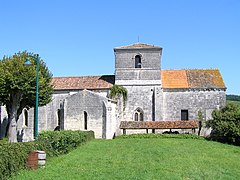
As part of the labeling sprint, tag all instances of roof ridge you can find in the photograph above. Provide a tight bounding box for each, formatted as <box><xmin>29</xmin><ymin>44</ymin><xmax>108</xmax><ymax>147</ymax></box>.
<box><xmin>114</xmin><ymin>43</ymin><xmax>162</xmax><ymax>49</ymax></box>
<box><xmin>162</xmin><ymin>68</ymin><xmax>220</xmax><ymax>71</ymax></box>
<box><xmin>53</xmin><ymin>75</ymin><xmax>114</xmax><ymax>79</ymax></box>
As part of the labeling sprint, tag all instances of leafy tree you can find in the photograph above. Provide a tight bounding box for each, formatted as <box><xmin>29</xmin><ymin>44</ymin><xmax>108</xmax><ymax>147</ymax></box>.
<box><xmin>110</xmin><ymin>85</ymin><xmax>127</xmax><ymax>109</ymax></box>
<box><xmin>206</xmin><ymin>103</ymin><xmax>240</xmax><ymax>145</ymax></box>
<box><xmin>226</xmin><ymin>94</ymin><xmax>240</xmax><ymax>102</ymax></box>
<box><xmin>0</xmin><ymin>51</ymin><xmax>53</xmax><ymax>142</ymax></box>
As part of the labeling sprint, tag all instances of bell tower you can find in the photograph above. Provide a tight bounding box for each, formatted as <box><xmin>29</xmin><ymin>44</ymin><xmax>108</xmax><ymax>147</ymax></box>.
<box><xmin>114</xmin><ymin>43</ymin><xmax>163</xmax><ymax>121</ymax></box>
<box><xmin>114</xmin><ymin>43</ymin><xmax>162</xmax><ymax>85</ymax></box>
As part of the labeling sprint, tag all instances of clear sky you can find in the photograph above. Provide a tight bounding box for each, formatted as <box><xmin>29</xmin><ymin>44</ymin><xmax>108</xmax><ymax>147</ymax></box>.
<box><xmin>0</xmin><ymin>0</ymin><xmax>239</xmax><ymax>95</ymax></box>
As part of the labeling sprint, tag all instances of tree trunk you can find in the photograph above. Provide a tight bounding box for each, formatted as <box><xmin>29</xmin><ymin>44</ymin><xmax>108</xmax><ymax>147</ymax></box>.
<box><xmin>7</xmin><ymin>92</ymin><xmax>22</xmax><ymax>143</ymax></box>
<box><xmin>8</xmin><ymin>117</ymin><xmax>17</xmax><ymax>142</ymax></box>
<box><xmin>7</xmin><ymin>107</ymin><xmax>18</xmax><ymax>143</ymax></box>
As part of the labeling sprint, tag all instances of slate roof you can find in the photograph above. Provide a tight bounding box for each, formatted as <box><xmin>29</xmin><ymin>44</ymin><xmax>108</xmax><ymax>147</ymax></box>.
<box><xmin>161</xmin><ymin>69</ymin><xmax>226</xmax><ymax>89</ymax></box>
<box><xmin>52</xmin><ymin>75</ymin><xmax>115</xmax><ymax>90</ymax></box>
<box><xmin>114</xmin><ymin>43</ymin><xmax>162</xmax><ymax>50</ymax></box>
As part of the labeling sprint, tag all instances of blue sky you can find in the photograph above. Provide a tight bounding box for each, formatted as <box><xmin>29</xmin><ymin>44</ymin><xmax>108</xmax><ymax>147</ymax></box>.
<box><xmin>0</xmin><ymin>0</ymin><xmax>239</xmax><ymax>95</ymax></box>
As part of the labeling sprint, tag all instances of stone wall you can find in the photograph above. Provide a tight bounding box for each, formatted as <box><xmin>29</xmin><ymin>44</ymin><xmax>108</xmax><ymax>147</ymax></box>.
<box><xmin>115</xmin><ymin>49</ymin><xmax>162</xmax><ymax>69</ymax></box>
<box><xmin>115</xmin><ymin>49</ymin><xmax>162</xmax><ymax>85</ymax></box>
<box><xmin>163</xmin><ymin>89</ymin><xmax>226</xmax><ymax>120</ymax></box>
<box><xmin>0</xmin><ymin>89</ymin><xmax>114</xmax><ymax>141</ymax></box>
<box><xmin>122</xmin><ymin>85</ymin><xmax>157</xmax><ymax>121</ymax></box>
<box><xmin>64</xmin><ymin>90</ymin><xmax>117</xmax><ymax>139</ymax></box>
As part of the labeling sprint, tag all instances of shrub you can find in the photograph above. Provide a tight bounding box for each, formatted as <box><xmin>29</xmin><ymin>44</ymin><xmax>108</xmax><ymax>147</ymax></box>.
<box><xmin>36</xmin><ymin>130</ymin><xmax>95</xmax><ymax>156</ymax></box>
<box><xmin>206</xmin><ymin>103</ymin><xmax>240</xmax><ymax>145</ymax></box>
<box><xmin>0</xmin><ymin>142</ymin><xmax>35</xmax><ymax>180</ymax></box>
<box><xmin>0</xmin><ymin>130</ymin><xmax>94</xmax><ymax>179</ymax></box>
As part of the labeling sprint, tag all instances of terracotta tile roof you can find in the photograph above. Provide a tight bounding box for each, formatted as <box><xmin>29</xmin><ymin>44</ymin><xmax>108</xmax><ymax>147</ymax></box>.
<box><xmin>114</xmin><ymin>43</ymin><xmax>162</xmax><ymax>50</ymax></box>
<box><xmin>120</xmin><ymin>120</ymin><xmax>198</xmax><ymax>129</ymax></box>
<box><xmin>162</xmin><ymin>69</ymin><xmax>226</xmax><ymax>89</ymax></box>
<box><xmin>186</xmin><ymin>69</ymin><xmax>225</xmax><ymax>89</ymax></box>
<box><xmin>52</xmin><ymin>75</ymin><xmax>115</xmax><ymax>90</ymax></box>
<box><xmin>161</xmin><ymin>70</ymin><xmax>189</xmax><ymax>88</ymax></box>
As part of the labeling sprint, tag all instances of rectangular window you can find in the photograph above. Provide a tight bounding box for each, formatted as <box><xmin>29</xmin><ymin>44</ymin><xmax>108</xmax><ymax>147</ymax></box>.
<box><xmin>181</xmin><ymin>110</ymin><xmax>188</xmax><ymax>120</ymax></box>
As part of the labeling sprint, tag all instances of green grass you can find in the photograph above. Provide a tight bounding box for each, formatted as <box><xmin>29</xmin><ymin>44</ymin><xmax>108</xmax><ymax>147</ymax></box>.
<box><xmin>11</xmin><ymin>136</ymin><xmax>240</xmax><ymax>180</ymax></box>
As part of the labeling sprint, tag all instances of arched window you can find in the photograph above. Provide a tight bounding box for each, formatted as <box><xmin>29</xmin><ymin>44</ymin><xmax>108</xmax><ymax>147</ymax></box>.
<box><xmin>135</xmin><ymin>55</ymin><xmax>142</xmax><ymax>68</ymax></box>
<box><xmin>57</xmin><ymin>109</ymin><xmax>61</xmax><ymax>127</ymax></box>
<box><xmin>135</xmin><ymin>112</ymin><xmax>138</xmax><ymax>121</ymax></box>
<box><xmin>24</xmin><ymin>109</ymin><xmax>28</xmax><ymax>127</ymax></box>
<box><xmin>84</xmin><ymin>111</ymin><xmax>88</xmax><ymax>130</ymax></box>
<box><xmin>134</xmin><ymin>108</ymin><xmax>144</xmax><ymax>121</ymax></box>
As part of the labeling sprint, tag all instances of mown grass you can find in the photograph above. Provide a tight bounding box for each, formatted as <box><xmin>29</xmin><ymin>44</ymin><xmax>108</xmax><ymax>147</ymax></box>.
<box><xmin>12</xmin><ymin>135</ymin><xmax>240</xmax><ymax>180</ymax></box>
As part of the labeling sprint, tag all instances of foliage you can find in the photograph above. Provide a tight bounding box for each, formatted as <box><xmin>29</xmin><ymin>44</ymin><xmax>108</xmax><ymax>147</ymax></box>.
<box><xmin>0</xmin><ymin>142</ymin><xmax>35</xmax><ymax>180</ymax></box>
<box><xmin>110</xmin><ymin>84</ymin><xmax>128</xmax><ymax>108</ymax></box>
<box><xmin>0</xmin><ymin>130</ymin><xmax>94</xmax><ymax>179</ymax></box>
<box><xmin>226</xmin><ymin>94</ymin><xmax>240</xmax><ymax>101</ymax></box>
<box><xmin>12</xmin><ymin>137</ymin><xmax>240</xmax><ymax>179</ymax></box>
<box><xmin>197</xmin><ymin>110</ymin><xmax>204</xmax><ymax>122</ymax></box>
<box><xmin>36</xmin><ymin>130</ymin><xmax>95</xmax><ymax>156</ymax></box>
<box><xmin>227</xmin><ymin>100</ymin><xmax>240</xmax><ymax>106</ymax></box>
<box><xmin>206</xmin><ymin>102</ymin><xmax>240</xmax><ymax>145</ymax></box>
<box><xmin>0</xmin><ymin>51</ymin><xmax>53</xmax><ymax>142</ymax></box>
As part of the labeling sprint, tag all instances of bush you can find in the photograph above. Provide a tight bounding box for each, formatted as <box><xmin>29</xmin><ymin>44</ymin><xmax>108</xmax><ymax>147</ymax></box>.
<box><xmin>206</xmin><ymin>103</ymin><xmax>240</xmax><ymax>145</ymax></box>
<box><xmin>0</xmin><ymin>130</ymin><xmax>94</xmax><ymax>179</ymax></box>
<box><xmin>0</xmin><ymin>142</ymin><xmax>35</xmax><ymax>180</ymax></box>
<box><xmin>36</xmin><ymin>130</ymin><xmax>95</xmax><ymax>156</ymax></box>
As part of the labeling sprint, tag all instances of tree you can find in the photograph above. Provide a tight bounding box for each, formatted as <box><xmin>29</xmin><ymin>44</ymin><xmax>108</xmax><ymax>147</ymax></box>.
<box><xmin>206</xmin><ymin>103</ymin><xmax>240</xmax><ymax>145</ymax></box>
<box><xmin>226</xmin><ymin>94</ymin><xmax>240</xmax><ymax>102</ymax></box>
<box><xmin>110</xmin><ymin>85</ymin><xmax>128</xmax><ymax>109</ymax></box>
<box><xmin>0</xmin><ymin>51</ymin><xmax>53</xmax><ymax>142</ymax></box>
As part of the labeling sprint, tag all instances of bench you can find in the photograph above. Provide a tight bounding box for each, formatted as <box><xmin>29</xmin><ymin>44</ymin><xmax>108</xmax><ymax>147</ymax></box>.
<box><xmin>120</xmin><ymin>120</ymin><xmax>199</xmax><ymax>135</ymax></box>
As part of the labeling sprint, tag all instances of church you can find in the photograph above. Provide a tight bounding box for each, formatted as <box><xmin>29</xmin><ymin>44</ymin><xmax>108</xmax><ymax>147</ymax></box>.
<box><xmin>0</xmin><ymin>43</ymin><xmax>226</xmax><ymax>141</ymax></box>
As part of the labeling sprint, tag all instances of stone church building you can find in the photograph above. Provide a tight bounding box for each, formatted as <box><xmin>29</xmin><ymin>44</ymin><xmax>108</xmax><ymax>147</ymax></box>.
<box><xmin>0</xmin><ymin>43</ymin><xmax>226</xmax><ymax>141</ymax></box>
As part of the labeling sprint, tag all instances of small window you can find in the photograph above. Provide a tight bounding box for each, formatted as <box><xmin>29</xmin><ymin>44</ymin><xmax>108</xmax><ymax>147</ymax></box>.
<box><xmin>135</xmin><ymin>55</ymin><xmax>142</xmax><ymax>68</ymax></box>
<box><xmin>24</xmin><ymin>109</ymin><xmax>28</xmax><ymax>126</ymax></box>
<box><xmin>134</xmin><ymin>108</ymin><xmax>144</xmax><ymax>121</ymax></box>
<box><xmin>181</xmin><ymin>110</ymin><xmax>189</xmax><ymax>120</ymax></box>
<box><xmin>84</xmin><ymin>111</ymin><xmax>88</xmax><ymax>130</ymax></box>
<box><xmin>135</xmin><ymin>113</ymin><xmax>138</xmax><ymax>121</ymax></box>
<box><xmin>57</xmin><ymin>109</ymin><xmax>61</xmax><ymax>127</ymax></box>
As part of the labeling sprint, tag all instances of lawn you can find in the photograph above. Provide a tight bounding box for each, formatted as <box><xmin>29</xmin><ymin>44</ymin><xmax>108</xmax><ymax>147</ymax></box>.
<box><xmin>12</xmin><ymin>136</ymin><xmax>240</xmax><ymax>180</ymax></box>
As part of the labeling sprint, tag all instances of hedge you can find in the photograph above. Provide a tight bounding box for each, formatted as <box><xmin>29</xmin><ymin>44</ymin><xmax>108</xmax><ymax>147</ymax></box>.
<box><xmin>0</xmin><ymin>130</ymin><xmax>94</xmax><ymax>180</ymax></box>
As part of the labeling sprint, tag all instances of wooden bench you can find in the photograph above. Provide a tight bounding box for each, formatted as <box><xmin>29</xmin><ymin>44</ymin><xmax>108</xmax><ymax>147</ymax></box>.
<box><xmin>120</xmin><ymin>120</ymin><xmax>199</xmax><ymax>135</ymax></box>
